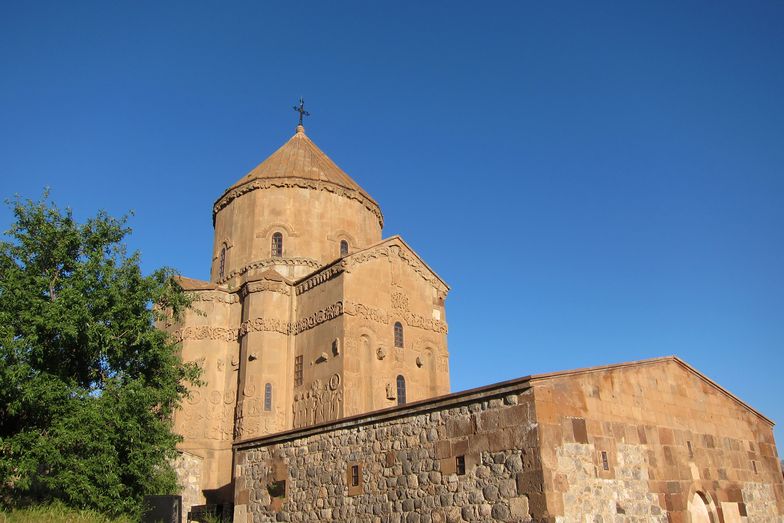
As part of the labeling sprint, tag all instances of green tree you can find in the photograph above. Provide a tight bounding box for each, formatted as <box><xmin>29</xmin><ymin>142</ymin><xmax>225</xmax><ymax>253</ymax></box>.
<box><xmin>0</xmin><ymin>194</ymin><xmax>200</xmax><ymax>517</ymax></box>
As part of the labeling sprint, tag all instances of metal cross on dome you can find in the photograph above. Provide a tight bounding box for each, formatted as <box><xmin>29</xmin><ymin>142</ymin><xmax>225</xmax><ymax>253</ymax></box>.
<box><xmin>293</xmin><ymin>98</ymin><xmax>310</xmax><ymax>126</ymax></box>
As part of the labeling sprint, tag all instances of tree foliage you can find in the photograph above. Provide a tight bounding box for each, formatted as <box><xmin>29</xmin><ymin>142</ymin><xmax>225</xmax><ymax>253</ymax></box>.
<box><xmin>0</xmin><ymin>194</ymin><xmax>200</xmax><ymax>517</ymax></box>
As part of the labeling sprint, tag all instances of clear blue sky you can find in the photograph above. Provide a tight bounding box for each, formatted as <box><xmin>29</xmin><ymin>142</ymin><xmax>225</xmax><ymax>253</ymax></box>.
<box><xmin>2</xmin><ymin>2</ymin><xmax>782</xmax><ymax>447</ymax></box>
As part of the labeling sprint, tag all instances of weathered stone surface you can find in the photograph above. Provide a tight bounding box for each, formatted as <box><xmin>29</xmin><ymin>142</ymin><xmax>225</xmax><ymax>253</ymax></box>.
<box><xmin>234</xmin><ymin>388</ymin><xmax>539</xmax><ymax>521</ymax></box>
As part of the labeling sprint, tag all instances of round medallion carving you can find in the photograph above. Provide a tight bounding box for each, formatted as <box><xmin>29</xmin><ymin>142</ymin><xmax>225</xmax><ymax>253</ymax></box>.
<box><xmin>187</xmin><ymin>390</ymin><xmax>202</xmax><ymax>405</ymax></box>
<box><xmin>329</xmin><ymin>373</ymin><xmax>341</xmax><ymax>391</ymax></box>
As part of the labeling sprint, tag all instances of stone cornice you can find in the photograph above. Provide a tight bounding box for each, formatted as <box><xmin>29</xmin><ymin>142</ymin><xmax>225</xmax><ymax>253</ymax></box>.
<box><xmin>213</xmin><ymin>178</ymin><xmax>384</xmax><ymax>229</ymax></box>
<box><xmin>240</xmin><ymin>280</ymin><xmax>291</xmax><ymax>297</ymax></box>
<box><xmin>295</xmin><ymin>262</ymin><xmax>346</xmax><ymax>295</ymax></box>
<box><xmin>217</xmin><ymin>257</ymin><xmax>320</xmax><ymax>285</ymax></box>
<box><xmin>292</xmin><ymin>238</ymin><xmax>450</xmax><ymax>297</ymax></box>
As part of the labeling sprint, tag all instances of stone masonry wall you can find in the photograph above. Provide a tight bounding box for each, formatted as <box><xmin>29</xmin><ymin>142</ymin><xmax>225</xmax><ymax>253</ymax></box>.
<box><xmin>232</xmin><ymin>357</ymin><xmax>783</xmax><ymax>523</ymax></box>
<box><xmin>172</xmin><ymin>450</ymin><xmax>204</xmax><ymax>523</ymax></box>
<box><xmin>555</xmin><ymin>441</ymin><xmax>667</xmax><ymax>522</ymax></box>
<box><xmin>533</xmin><ymin>358</ymin><xmax>784</xmax><ymax>523</ymax></box>
<box><xmin>233</xmin><ymin>383</ymin><xmax>544</xmax><ymax>522</ymax></box>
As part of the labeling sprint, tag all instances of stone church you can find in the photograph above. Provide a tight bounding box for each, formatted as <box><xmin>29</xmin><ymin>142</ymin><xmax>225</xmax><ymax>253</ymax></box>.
<box><xmin>165</xmin><ymin>119</ymin><xmax>450</xmax><ymax>512</ymax></box>
<box><xmin>166</xmin><ymin>116</ymin><xmax>783</xmax><ymax>522</ymax></box>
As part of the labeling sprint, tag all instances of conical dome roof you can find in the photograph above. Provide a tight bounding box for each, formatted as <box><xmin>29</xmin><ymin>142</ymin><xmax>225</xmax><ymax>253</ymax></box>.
<box><xmin>227</xmin><ymin>125</ymin><xmax>374</xmax><ymax>201</ymax></box>
<box><xmin>214</xmin><ymin>125</ymin><xmax>383</xmax><ymax>228</ymax></box>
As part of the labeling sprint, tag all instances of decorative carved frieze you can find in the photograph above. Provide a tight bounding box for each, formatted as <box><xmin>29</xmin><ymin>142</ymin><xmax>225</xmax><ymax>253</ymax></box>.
<box><xmin>292</xmin><ymin>302</ymin><xmax>343</xmax><ymax>334</ymax></box>
<box><xmin>213</xmin><ymin>178</ymin><xmax>384</xmax><ymax>228</ymax></box>
<box><xmin>189</xmin><ymin>292</ymin><xmax>239</xmax><ymax>304</ymax></box>
<box><xmin>171</xmin><ymin>298</ymin><xmax>445</xmax><ymax>344</ymax></box>
<box><xmin>241</xmin><ymin>280</ymin><xmax>291</xmax><ymax>297</ymax></box>
<box><xmin>217</xmin><ymin>256</ymin><xmax>320</xmax><ymax>285</ymax></box>
<box><xmin>172</xmin><ymin>325</ymin><xmax>238</xmax><ymax>342</ymax></box>
<box><xmin>344</xmin><ymin>300</ymin><xmax>448</xmax><ymax>334</ymax></box>
<box><xmin>400</xmin><ymin>310</ymin><xmax>448</xmax><ymax>334</ymax></box>
<box><xmin>344</xmin><ymin>300</ymin><xmax>389</xmax><ymax>324</ymax></box>
<box><xmin>239</xmin><ymin>317</ymin><xmax>289</xmax><ymax>336</ymax></box>
<box><xmin>237</xmin><ymin>302</ymin><xmax>344</xmax><ymax>337</ymax></box>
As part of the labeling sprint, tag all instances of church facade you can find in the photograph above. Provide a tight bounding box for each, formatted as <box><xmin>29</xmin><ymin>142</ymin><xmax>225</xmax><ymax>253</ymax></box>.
<box><xmin>165</xmin><ymin>122</ymin><xmax>450</xmax><ymax>509</ymax></box>
<box><xmin>166</xmin><ymin>119</ymin><xmax>783</xmax><ymax>522</ymax></box>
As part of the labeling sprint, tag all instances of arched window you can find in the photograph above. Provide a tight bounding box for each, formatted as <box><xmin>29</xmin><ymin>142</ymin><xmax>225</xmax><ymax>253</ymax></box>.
<box><xmin>396</xmin><ymin>375</ymin><xmax>406</xmax><ymax>406</ymax></box>
<box><xmin>394</xmin><ymin>322</ymin><xmax>404</xmax><ymax>348</ymax></box>
<box><xmin>271</xmin><ymin>232</ymin><xmax>283</xmax><ymax>257</ymax></box>
<box><xmin>218</xmin><ymin>246</ymin><xmax>226</xmax><ymax>279</ymax></box>
<box><xmin>340</xmin><ymin>240</ymin><xmax>349</xmax><ymax>257</ymax></box>
<box><xmin>264</xmin><ymin>383</ymin><xmax>272</xmax><ymax>411</ymax></box>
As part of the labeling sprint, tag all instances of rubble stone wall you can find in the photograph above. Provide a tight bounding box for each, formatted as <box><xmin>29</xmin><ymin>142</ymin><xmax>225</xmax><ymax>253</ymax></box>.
<box><xmin>233</xmin><ymin>383</ymin><xmax>543</xmax><ymax>522</ymax></box>
<box><xmin>172</xmin><ymin>450</ymin><xmax>204</xmax><ymax>523</ymax></box>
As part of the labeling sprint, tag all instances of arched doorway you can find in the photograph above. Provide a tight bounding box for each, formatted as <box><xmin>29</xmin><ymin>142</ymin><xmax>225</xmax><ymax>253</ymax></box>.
<box><xmin>688</xmin><ymin>491</ymin><xmax>717</xmax><ymax>523</ymax></box>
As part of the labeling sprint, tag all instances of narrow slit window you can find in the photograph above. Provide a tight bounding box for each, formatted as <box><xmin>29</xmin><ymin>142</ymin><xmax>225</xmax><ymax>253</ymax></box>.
<box><xmin>264</xmin><ymin>383</ymin><xmax>272</xmax><ymax>411</ymax></box>
<box><xmin>218</xmin><ymin>246</ymin><xmax>226</xmax><ymax>279</ymax></box>
<box><xmin>340</xmin><ymin>240</ymin><xmax>349</xmax><ymax>257</ymax></box>
<box><xmin>394</xmin><ymin>322</ymin><xmax>404</xmax><ymax>348</ymax></box>
<box><xmin>271</xmin><ymin>232</ymin><xmax>283</xmax><ymax>257</ymax></box>
<box><xmin>396</xmin><ymin>375</ymin><xmax>406</xmax><ymax>406</ymax></box>
<box><xmin>687</xmin><ymin>440</ymin><xmax>693</xmax><ymax>458</ymax></box>
<box><xmin>351</xmin><ymin>464</ymin><xmax>359</xmax><ymax>486</ymax></box>
<box><xmin>455</xmin><ymin>455</ymin><xmax>466</xmax><ymax>476</ymax></box>
<box><xmin>752</xmin><ymin>460</ymin><xmax>758</xmax><ymax>474</ymax></box>
<box><xmin>294</xmin><ymin>356</ymin><xmax>303</xmax><ymax>386</ymax></box>
<box><xmin>601</xmin><ymin>451</ymin><xmax>609</xmax><ymax>470</ymax></box>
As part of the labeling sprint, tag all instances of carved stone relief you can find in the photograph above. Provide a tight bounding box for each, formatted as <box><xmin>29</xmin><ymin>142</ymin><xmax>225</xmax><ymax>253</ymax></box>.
<box><xmin>329</xmin><ymin>373</ymin><xmax>341</xmax><ymax>391</ymax></box>
<box><xmin>172</xmin><ymin>325</ymin><xmax>238</xmax><ymax>343</ymax></box>
<box><xmin>292</xmin><ymin>378</ymin><xmax>343</xmax><ymax>429</ymax></box>
<box><xmin>391</xmin><ymin>291</ymin><xmax>409</xmax><ymax>311</ymax></box>
<box><xmin>241</xmin><ymin>280</ymin><xmax>291</xmax><ymax>297</ymax></box>
<box><xmin>189</xmin><ymin>292</ymin><xmax>238</xmax><ymax>304</ymax></box>
<box><xmin>344</xmin><ymin>242</ymin><xmax>448</xmax><ymax>294</ymax></box>
<box><xmin>174</xmin><ymin>299</ymin><xmax>444</xmax><ymax>345</ymax></box>
<box><xmin>180</xmin><ymin>389</ymin><xmax>236</xmax><ymax>441</ymax></box>
<box><xmin>344</xmin><ymin>300</ymin><xmax>448</xmax><ymax>334</ymax></box>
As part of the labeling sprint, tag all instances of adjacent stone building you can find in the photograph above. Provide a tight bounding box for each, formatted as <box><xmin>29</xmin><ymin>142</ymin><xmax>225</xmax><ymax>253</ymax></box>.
<box><xmin>166</xmin><ymin>120</ymin><xmax>783</xmax><ymax>521</ymax></box>
<box><xmin>233</xmin><ymin>357</ymin><xmax>784</xmax><ymax>522</ymax></box>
